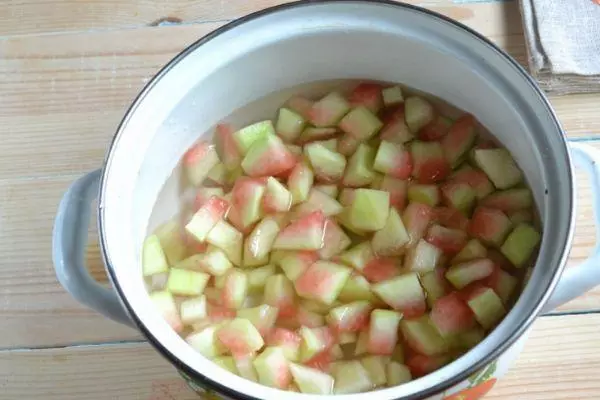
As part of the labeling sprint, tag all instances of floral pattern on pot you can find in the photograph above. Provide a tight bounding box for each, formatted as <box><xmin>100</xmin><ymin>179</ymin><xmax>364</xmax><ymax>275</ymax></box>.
<box><xmin>443</xmin><ymin>361</ymin><xmax>497</xmax><ymax>400</ymax></box>
<box><xmin>178</xmin><ymin>333</ymin><xmax>529</xmax><ymax>399</ymax></box>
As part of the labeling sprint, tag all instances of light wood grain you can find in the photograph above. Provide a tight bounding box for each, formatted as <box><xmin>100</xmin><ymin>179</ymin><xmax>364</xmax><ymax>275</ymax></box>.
<box><xmin>487</xmin><ymin>314</ymin><xmax>600</xmax><ymax>399</ymax></box>
<box><xmin>0</xmin><ymin>314</ymin><xmax>597</xmax><ymax>399</ymax></box>
<box><xmin>0</xmin><ymin>23</ymin><xmax>220</xmax><ymax>180</ymax></box>
<box><xmin>0</xmin><ymin>21</ymin><xmax>597</xmax><ymax>183</ymax></box>
<box><xmin>0</xmin><ymin>175</ymin><xmax>141</xmax><ymax>348</ymax></box>
<box><xmin>0</xmin><ymin>0</ymin><xmax>521</xmax><ymax>37</ymax></box>
<box><xmin>0</xmin><ymin>146</ymin><xmax>596</xmax><ymax>348</ymax></box>
<box><xmin>0</xmin><ymin>21</ymin><xmax>598</xmax><ymax>348</ymax></box>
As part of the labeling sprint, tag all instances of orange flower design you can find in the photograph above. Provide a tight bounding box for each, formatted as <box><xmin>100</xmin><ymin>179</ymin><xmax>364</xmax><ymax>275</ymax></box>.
<box><xmin>443</xmin><ymin>378</ymin><xmax>497</xmax><ymax>400</ymax></box>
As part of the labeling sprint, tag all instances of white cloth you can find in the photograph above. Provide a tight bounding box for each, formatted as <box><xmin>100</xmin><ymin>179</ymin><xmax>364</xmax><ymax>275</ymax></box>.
<box><xmin>520</xmin><ymin>0</ymin><xmax>600</xmax><ymax>94</ymax></box>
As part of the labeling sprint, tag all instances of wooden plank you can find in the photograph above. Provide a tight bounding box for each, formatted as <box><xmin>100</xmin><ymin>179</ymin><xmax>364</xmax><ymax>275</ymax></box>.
<box><xmin>488</xmin><ymin>314</ymin><xmax>600</xmax><ymax>399</ymax></box>
<box><xmin>0</xmin><ymin>26</ymin><xmax>598</xmax><ymax>348</ymax></box>
<box><xmin>0</xmin><ymin>24</ymin><xmax>220</xmax><ymax>180</ymax></box>
<box><xmin>0</xmin><ymin>0</ymin><xmax>521</xmax><ymax>37</ymax></box>
<box><xmin>1</xmin><ymin>314</ymin><xmax>598</xmax><ymax>399</ymax></box>
<box><xmin>0</xmin><ymin>175</ymin><xmax>141</xmax><ymax>348</ymax></box>
<box><xmin>0</xmin><ymin>146</ymin><xmax>596</xmax><ymax>347</ymax></box>
<box><xmin>2</xmin><ymin>22</ymin><xmax>597</xmax><ymax>182</ymax></box>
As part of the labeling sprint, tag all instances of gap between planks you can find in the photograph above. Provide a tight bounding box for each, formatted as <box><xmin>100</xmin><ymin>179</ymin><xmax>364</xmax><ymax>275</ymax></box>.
<box><xmin>0</xmin><ymin>308</ymin><xmax>595</xmax><ymax>354</ymax></box>
<box><xmin>1</xmin><ymin>314</ymin><xmax>599</xmax><ymax>400</ymax></box>
<box><xmin>0</xmin><ymin>0</ymin><xmax>521</xmax><ymax>38</ymax></box>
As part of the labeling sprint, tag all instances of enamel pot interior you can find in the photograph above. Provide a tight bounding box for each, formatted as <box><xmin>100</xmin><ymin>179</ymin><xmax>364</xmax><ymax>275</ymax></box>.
<box><xmin>98</xmin><ymin>1</ymin><xmax>574</xmax><ymax>399</ymax></box>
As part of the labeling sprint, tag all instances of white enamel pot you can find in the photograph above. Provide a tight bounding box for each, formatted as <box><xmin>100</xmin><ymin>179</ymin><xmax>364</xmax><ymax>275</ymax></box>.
<box><xmin>52</xmin><ymin>1</ymin><xmax>600</xmax><ymax>399</ymax></box>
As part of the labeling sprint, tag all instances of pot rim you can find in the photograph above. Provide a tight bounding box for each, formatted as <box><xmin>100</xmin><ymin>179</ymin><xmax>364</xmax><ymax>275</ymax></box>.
<box><xmin>98</xmin><ymin>1</ymin><xmax>575</xmax><ymax>398</ymax></box>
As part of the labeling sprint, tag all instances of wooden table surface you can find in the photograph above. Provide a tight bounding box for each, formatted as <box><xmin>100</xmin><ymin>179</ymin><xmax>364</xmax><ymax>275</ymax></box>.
<box><xmin>1</xmin><ymin>0</ymin><xmax>600</xmax><ymax>398</ymax></box>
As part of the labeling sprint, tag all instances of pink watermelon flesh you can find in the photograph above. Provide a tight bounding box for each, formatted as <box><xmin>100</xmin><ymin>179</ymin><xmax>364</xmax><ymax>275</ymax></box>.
<box><xmin>308</xmin><ymin>92</ymin><xmax>351</xmax><ymax>127</ymax></box>
<box><xmin>294</xmin><ymin>261</ymin><xmax>352</xmax><ymax>305</ymax></box>
<box><xmin>216</xmin><ymin>318</ymin><xmax>264</xmax><ymax>357</ymax></box>
<box><xmin>237</xmin><ymin>304</ymin><xmax>278</xmax><ymax>336</ymax></box>
<box><xmin>233</xmin><ymin>121</ymin><xmax>276</xmax><ymax>156</ymax></box>
<box><xmin>253</xmin><ymin>347</ymin><xmax>292</xmax><ymax>389</ymax></box>
<box><xmin>264</xmin><ymin>274</ymin><xmax>296</xmax><ymax>319</ymax></box>
<box><xmin>430</xmin><ymin>292</ymin><xmax>475</xmax><ymax>336</ymax></box>
<box><xmin>362</xmin><ymin>257</ymin><xmax>400</xmax><ymax>283</ymax></box>
<box><xmin>379</xmin><ymin>104</ymin><xmax>413</xmax><ymax>144</ymax></box>
<box><xmin>244</xmin><ymin>216</ymin><xmax>280</xmax><ymax>262</ymax></box>
<box><xmin>287</xmin><ymin>162</ymin><xmax>314</xmax><ymax>205</ymax></box>
<box><xmin>400</xmin><ymin>315</ymin><xmax>448</xmax><ymax>356</ymax></box>
<box><xmin>349</xmin><ymin>83</ymin><xmax>384</xmax><ymax>113</ymax></box>
<box><xmin>418</xmin><ymin>115</ymin><xmax>452</xmax><ymax>142</ymax></box>
<box><xmin>483</xmin><ymin>265</ymin><xmax>518</xmax><ymax>304</ymax></box>
<box><xmin>410</xmin><ymin>141</ymin><xmax>450</xmax><ymax>184</ymax></box>
<box><xmin>263</xmin><ymin>177</ymin><xmax>292</xmax><ymax>213</ymax></box>
<box><xmin>337</xmin><ymin>241</ymin><xmax>375</xmax><ymax>272</ymax></box>
<box><xmin>241</xmin><ymin>134</ymin><xmax>296</xmax><ymax>177</ymax></box>
<box><xmin>382</xmin><ymin>85</ymin><xmax>404</xmax><ymax>106</ymax></box>
<box><xmin>469</xmin><ymin>207</ymin><xmax>512</xmax><ymax>247</ymax></box>
<box><xmin>278</xmin><ymin>251</ymin><xmax>320</xmax><ymax>281</ymax></box>
<box><xmin>292</xmin><ymin>189</ymin><xmax>343</xmax><ymax>219</ymax></box>
<box><xmin>338</xmin><ymin>188</ymin><xmax>356</xmax><ymax>207</ymax></box>
<box><xmin>150</xmin><ymin>291</ymin><xmax>183</xmax><ymax>333</ymax></box>
<box><xmin>276</xmin><ymin>107</ymin><xmax>306</xmax><ymax>143</ymax></box>
<box><xmin>378</xmin><ymin>177</ymin><xmax>408</xmax><ymax>211</ymax></box>
<box><xmin>339</xmin><ymin>106</ymin><xmax>383</xmax><ymax>140</ymax></box>
<box><xmin>440</xmin><ymin>182</ymin><xmax>476</xmax><ymax>214</ymax></box>
<box><xmin>441</xmin><ymin>114</ymin><xmax>477</xmax><ymax>166</ymax></box>
<box><xmin>407</xmin><ymin>184</ymin><xmax>440</xmax><ymax>207</ymax></box>
<box><xmin>509</xmin><ymin>210</ymin><xmax>533</xmax><ymax>225</ymax></box>
<box><xmin>446</xmin><ymin>258</ymin><xmax>495</xmax><ymax>289</ymax></box>
<box><xmin>433</xmin><ymin>207</ymin><xmax>469</xmax><ymax>231</ymax></box>
<box><xmin>221</xmin><ymin>269</ymin><xmax>248</xmax><ymax>310</ymax></box>
<box><xmin>425</xmin><ymin>224</ymin><xmax>468</xmax><ymax>255</ymax></box>
<box><xmin>296</xmin><ymin>127</ymin><xmax>338</xmax><ymax>144</ymax></box>
<box><xmin>207</xmin><ymin>302</ymin><xmax>237</xmax><ymax>322</ymax></box>
<box><xmin>230</xmin><ymin>177</ymin><xmax>266</xmax><ymax>231</ymax></box>
<box><xmin>193</xmin><ymin>187</ymin><xmax>225</xmax><ymax>211</ymax></box>
<box><xmin>185</xmin><ymin>196</ymin><xmax>230</xmax><ymax>242</ymax></box>
<box><xmin>314</xmin><ymin>184</ymin><xmax>338</xmax><ymax>198</ymax></box>
<box><xmin>379</xmin><ymin>106</ymin><xmax>414</xmax><ymax>144</ymax></box>
<box><xmin>327</xmin><ymin>301</ymin><xmax>372</xmax><ymax>333</ymax></box>
<box><xmin>452</xmin><ymin>238</ymin><xmax>488</xmax><ymax>264</ymax></box>
<box><xmin>293</xmin><ymin>306</ymin><xmax>325</xmax><ymax>328</ymax></box>
<box><xmin>421</xmin><ymin>267</ymin><xmax>450</xmax><ymax>307</ymax></box>
<box><xmin>450</xmin><ymin>165</ymin><xmax>494</xmax><ymax>200</ymax></box>
<box><xmin>319</xmin><ymin>218</ymin><xmax>351</xmax><ymax>260</ymax></box>
<box><xmin>372</xmin><ymin>273</ymin><xmax>426</xmax><ymax>318</ymax></box>
<box><xmin>342</xmin><ymin>144</ymin><xmax>377</xmax><ymax>188</ymax></box>
<box><xmin>304</xmin><ymin>142</ymin><xmax>347</xmax><ymax>183</ymax></box>
<box><xmin>287</xmin><ymin>96</ymin><xmax>314</xmax><ymax>120</ymax></box>
<box><xmin>405</xmin><ymin>96</ymin><xmax>435</xmax><ymax>133</ymax></box>
<box><xmin>403</xmin><ymin>202</ymin><xmax>434</xmax><ymax>248</ymax></box>
<box><xmin>273</xmin><ymin>211</ymin><xmax>326</xmax><ymax>251</ymax></box>
<box><xmin>337</xmin><ymin>134</ymin><xmax>361</xmax><ymax>156</ymax></box>
<box><xmin>267</xmin><ymin>327</ymin><xmax>302</xmax><ymax>361</ymax></box>
<box><xmin>183</xmin><ymin>141</ymin><xmax>220</xmax><ymax>186</ymax></box>
<box><xmin>465</xmin><ymin>287</ymin><xmax>506</xmax><ymax>329</ymax></box>
<box><xmin>367</xmin><ymin>309</ymin><xmax>402</xmax><ymax>355</ymax></box>
<box><xmin>405</xmin><ymin>239</ymin><xmax>443</xmax><ymax>274</ymax></box>
<box><xmin>406</xmin><ymin>353</ymin><xmax>450</xmax><ymax>378</ymax></box>
<box><xmin>480</xmin><ymin>188</ymin><xmax>533</xmax><ymax>212</ymax></box>
<box><xmin>214</xmin><ymin>124</ymin><xmax>242</xmax><ymax>171</ymax></box>
<box><xmin>371</xmin><ymin>207</ymin><xmax>410</xmax><ymax>257</ymax></box>
<box><xmin>373</xmin><ymin>141</ymin><xmax>413</xmax><ymax>179</ymax></box>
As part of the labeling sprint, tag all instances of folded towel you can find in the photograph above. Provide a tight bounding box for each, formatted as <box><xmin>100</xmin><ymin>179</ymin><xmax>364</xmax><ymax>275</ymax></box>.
<box><xmin>520</xmin><ymin>0</ymin><xmax>600</xmax><ymax>94</ymax></box>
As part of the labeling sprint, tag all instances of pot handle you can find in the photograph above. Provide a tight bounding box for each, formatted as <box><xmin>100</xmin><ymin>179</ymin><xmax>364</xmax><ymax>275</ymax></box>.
<box><xmin>544</xmin><ymin>142</ymin><xmax>600</xmax><ymax>312</ymax></box>
<box><xmin>52</xmin><ymin>169</ymin><xmax>135</xmax><ymax>328</ymax></box>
